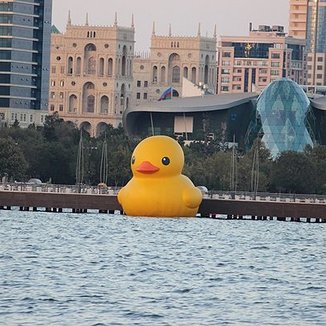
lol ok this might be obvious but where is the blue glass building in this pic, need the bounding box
[0,0,52,111]
[306,0,326,53]
[256,78,313,158]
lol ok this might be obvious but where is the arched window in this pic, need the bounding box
[161,66,166,83]
[108,58,113,76]
[99,58,104,76]
[67,56,73,75]
[121,45,127,76]
[172,66,180,83]
[152,65,158,83]
[204,55,210,84]
[168,53,181,84]
[100,96,109,114]
[69,94,77,113]
[191,67,197,84]
[183,67,189,79]
[76,57,81,75]
[120,84,125,112]
[84,43,96,75]
[82,82,95,113]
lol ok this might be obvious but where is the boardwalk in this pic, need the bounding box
[0,185,325,222]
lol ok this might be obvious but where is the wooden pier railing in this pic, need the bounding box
[0,190,325,223]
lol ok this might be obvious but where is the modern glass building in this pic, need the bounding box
[256,78,313,158]
[0,0,52,113]
[306,0,326,87]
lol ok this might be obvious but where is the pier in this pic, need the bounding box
[0,186,325,222]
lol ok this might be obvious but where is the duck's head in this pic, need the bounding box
[131,135,184,178]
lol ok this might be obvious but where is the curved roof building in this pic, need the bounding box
[123,93,258,148]
[123,79,326,155]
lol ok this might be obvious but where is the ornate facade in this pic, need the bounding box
[132,23,217,105]
[49,14,135,136]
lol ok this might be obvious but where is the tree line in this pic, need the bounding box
[0,113,325,194]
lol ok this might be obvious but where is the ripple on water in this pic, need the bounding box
[0,210,325,326]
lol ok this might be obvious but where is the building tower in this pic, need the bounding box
[306,0,326,88]
[133,23,217,104]
[217,25,305,94]
[49,12,135,136]
[288,0,308,39]
[0,0,52,127]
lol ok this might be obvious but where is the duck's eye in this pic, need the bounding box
[131,156,135,164]
[162,157,170,165]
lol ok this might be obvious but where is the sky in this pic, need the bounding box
[52,0,289,52]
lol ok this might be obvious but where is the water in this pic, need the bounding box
[0,210,325,326]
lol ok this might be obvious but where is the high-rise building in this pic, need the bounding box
[306,0,326,87]
[289,0,308,39]
[217,25,306,94]
[49,13,135,136]
[0,0,52,127]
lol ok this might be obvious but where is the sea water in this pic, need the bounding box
[0,210,325,326]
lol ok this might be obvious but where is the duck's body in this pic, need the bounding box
[117,135,202,217]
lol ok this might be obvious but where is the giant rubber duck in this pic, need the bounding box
[118,135,202,217]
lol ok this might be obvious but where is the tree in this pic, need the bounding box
[0,137,27,180]
[271,151,317,194]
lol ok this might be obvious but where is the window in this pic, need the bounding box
[136,92,140,99]
[271,70,279,76]
[172,66,180,83]
[144,81,148,87]
[221,86,229,91]
[317,57,323,62]
[50,92,55,99]
[317,65,323,70]
[59,92,64,99]
[271,62,280,67]
[51,66,56,73]
[271,53,280,59]
[50,104,55,111]
[51,80,55,87]
[59,105,63,111]
[60,80,64,87]
[222,52,231,57]
[143,93,148,100]
[137,80,141,87]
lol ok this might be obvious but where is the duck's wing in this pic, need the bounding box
[182,185,203,209]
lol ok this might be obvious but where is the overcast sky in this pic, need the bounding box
[52,0,289,52]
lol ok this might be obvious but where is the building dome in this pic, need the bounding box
[257,78,313,158]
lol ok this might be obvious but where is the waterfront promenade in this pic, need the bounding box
[0,183,325,222]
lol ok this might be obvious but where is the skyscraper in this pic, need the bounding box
[0,0,52,126]
[306,0,326,87]
[288,0,308,39]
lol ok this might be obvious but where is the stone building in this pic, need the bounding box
[49,13,135,136]
[217,25,306,94]
[132,23,217,105]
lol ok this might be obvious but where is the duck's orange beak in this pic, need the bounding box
[136,161,160,174]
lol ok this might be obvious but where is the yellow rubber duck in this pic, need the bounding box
[118,135,202,217]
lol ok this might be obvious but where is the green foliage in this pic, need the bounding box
[0,137,27,180]
[270,151,317,194]
[0,116,325,194]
